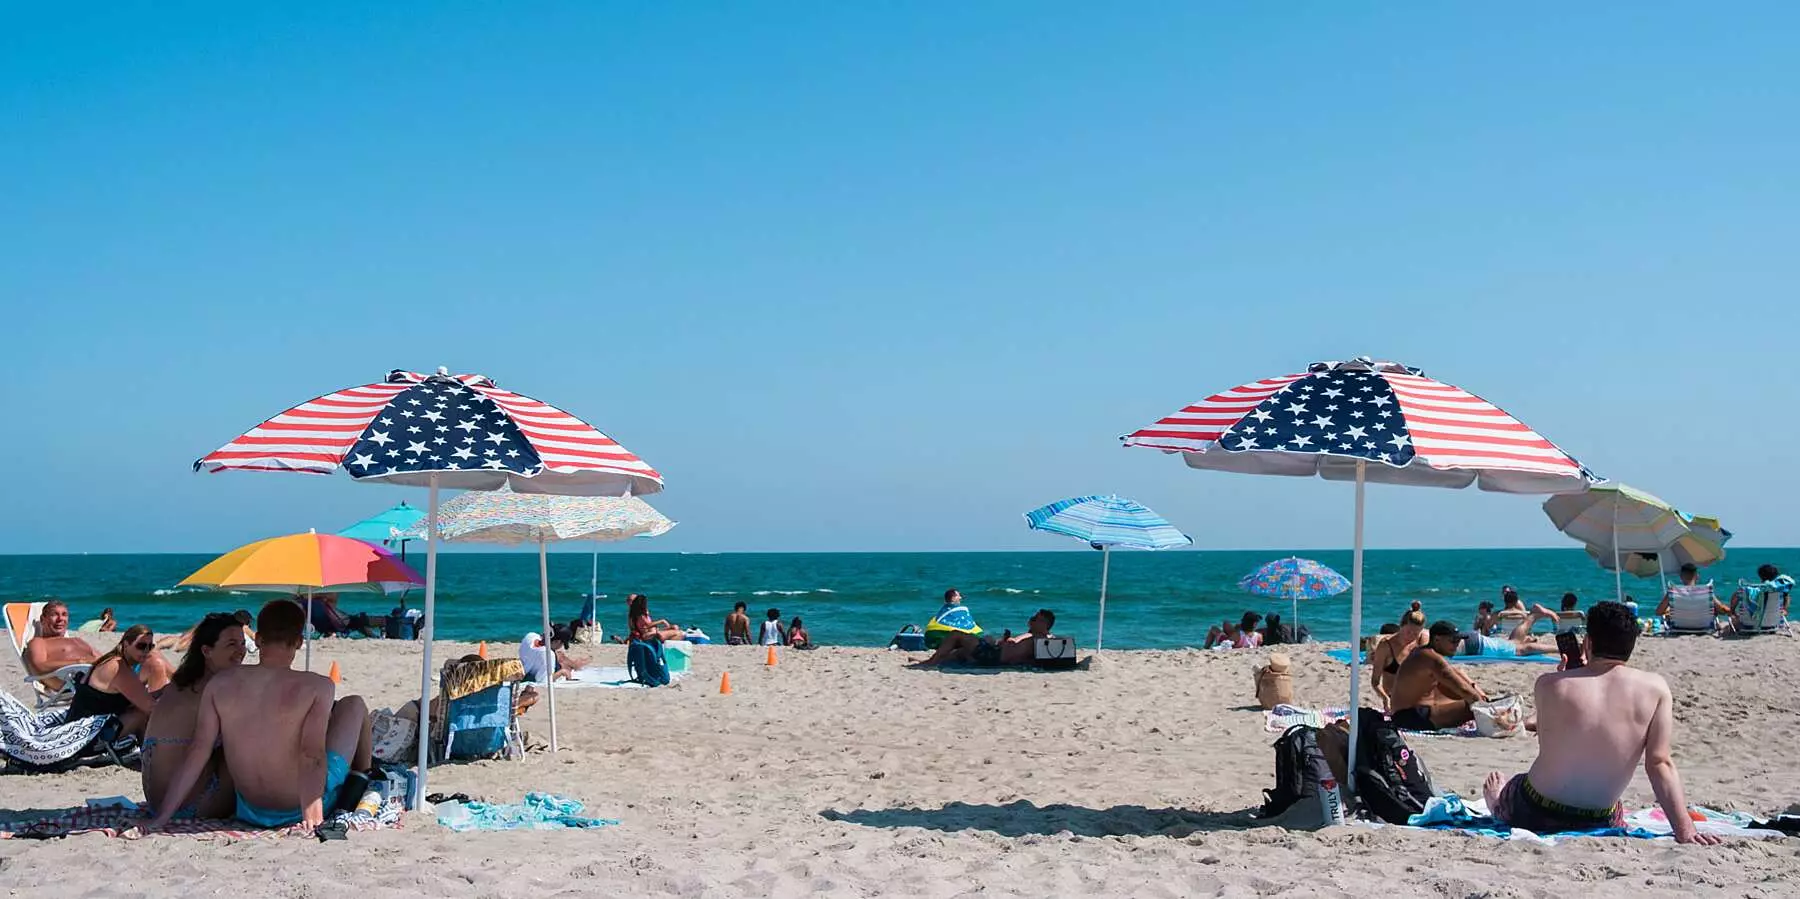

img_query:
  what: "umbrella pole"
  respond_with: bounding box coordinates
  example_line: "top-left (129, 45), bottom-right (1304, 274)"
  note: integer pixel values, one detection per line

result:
top-left (1613, 493), bottom-right (1624, 604)
top-left (540, 538), bottom-right (559, 753)
top-left (413, 474), bottom-right (440, 810)
top-left (1096, 546), bottom-right (1111, 653)
top-left (590, 550), bottom-right (599, 635)
top-left (304, 588), bottom-right (313, 672)
top-left (1345, 461), bottom-right (1367, 804)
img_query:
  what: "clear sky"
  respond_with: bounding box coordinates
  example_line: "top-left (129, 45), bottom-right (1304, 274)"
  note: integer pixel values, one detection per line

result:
top-left (5, 3), bottom-right (1796, 554)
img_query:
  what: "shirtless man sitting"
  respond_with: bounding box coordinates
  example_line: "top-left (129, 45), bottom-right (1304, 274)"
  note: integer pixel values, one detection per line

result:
top-left (918, 609), bottom-right (1055, 667)
top-left (1482, 601), bottom-right (1718, 843)
top-left (23, 599), bottom-right (99, 687)
top-left (1387, 621), bottom-right (1490, 730)
top-left (723, 601), bottom-right (752, 646)
top-left (147, 600), bottom-right (374, 833)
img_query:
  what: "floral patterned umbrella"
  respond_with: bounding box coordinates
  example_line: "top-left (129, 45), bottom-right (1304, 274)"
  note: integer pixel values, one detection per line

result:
top-left (1239, 557), bottom-right (1350, 627)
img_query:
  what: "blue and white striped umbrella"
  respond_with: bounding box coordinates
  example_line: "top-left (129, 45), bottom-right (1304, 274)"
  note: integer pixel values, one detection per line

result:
top-left (1023, 495), bottom-right (1191, 652)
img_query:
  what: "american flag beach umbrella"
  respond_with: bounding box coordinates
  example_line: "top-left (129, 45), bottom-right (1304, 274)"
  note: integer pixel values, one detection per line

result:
top-left (196, 367), bottom-right (663, 806)
top-left (1123, 356), bottom-right (1594, 800)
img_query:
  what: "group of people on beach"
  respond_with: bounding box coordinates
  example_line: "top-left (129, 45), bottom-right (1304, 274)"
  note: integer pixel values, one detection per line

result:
top-left (22, 599), bottom-right (378, 832)
top-left (721, 601), bottom-right (813, 649)
top-left (1204, 610), bottom-right (1300, 649)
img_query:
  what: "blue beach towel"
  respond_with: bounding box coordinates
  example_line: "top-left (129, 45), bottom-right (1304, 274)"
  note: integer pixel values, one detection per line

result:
top-left (626, 639), bottom-right (670, 687)
top-left (1326, 648), bottom-right (1559, 667)
top-left (435, 792), bottom-right (619, 832)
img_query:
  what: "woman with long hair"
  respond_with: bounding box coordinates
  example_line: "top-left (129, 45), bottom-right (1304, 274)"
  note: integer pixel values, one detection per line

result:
top-left (67, 624), bottom-right (173, 736)
top-left (1370, 603), bottom-right (1429, 711)
top-left (626, 594), bottom-right (682, 642)
top-left (142, 612), bottom-right (248, 819)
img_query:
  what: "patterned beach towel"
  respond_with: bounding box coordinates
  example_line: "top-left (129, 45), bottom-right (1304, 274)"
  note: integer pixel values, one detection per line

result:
top-left (0, 689), bottom-right (110, 769)
top-left (1263, 704), bottom-right (1349, 732)
top-left (1398, 794), bottom-right (1780, 844)
top-left (0, 799), bottom-right (405, 841)
top-left (434, 792), bottom-right (618, 832)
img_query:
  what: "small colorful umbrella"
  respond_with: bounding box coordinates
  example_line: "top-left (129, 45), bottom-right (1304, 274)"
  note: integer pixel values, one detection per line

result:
top-left (194, 367), bottom-right (662, 808)
top-left (178, 531), bottom-right (423, 669)
top-left (1023, 494), bottom-right (1191, 652)
top-left (400, 488), bottom-right (676, 752)
top-left (1123, 355), bottom-right (1594, 801)
top-left (1239, 557), bottom-right (1350, 627)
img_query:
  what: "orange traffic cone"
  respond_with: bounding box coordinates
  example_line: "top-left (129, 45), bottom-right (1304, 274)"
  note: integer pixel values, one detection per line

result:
top-left (765, 645), bottom-right (779, 667)
top-left (718, 672), bottom-right (732, 695)
top-left (327, 661), bottom-right (342, 685)
top-left (477, 641), bottom-right (488, 659)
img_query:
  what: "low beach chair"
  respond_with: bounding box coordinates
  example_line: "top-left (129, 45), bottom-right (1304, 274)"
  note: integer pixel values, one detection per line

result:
top-left (1662, 583), bottom-right (1723, 636)
top-left (1730, 578), bottom-right (1792, 635)
top-left (5, 602), bottom-right (93, 710)
top-left (431, 657), bottom-right (525, 764)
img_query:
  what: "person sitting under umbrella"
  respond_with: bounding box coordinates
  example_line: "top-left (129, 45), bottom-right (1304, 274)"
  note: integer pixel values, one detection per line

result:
top-left (1388, 621), bottom-right (1493, 730)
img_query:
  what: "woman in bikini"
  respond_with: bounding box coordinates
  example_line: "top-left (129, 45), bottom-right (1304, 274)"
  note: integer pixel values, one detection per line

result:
top-left (142, 613), bottom-right (247, 820)
top-left (1370, 605), bottom-right (1428, 712)
top-left (67, 625), bottom-right (173, 737)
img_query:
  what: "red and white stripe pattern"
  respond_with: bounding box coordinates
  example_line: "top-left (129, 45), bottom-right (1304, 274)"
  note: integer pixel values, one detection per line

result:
top-left (1123, 358), bottom-right (1586, 481)
top-left (196, 369), bottom-right (663, 491)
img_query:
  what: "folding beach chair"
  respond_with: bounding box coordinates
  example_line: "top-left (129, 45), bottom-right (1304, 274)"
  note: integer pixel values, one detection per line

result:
top-left (431, 657), bottom-right (525, 764)
top-left (0, 689), bottom-right (133, 774)
top-left (1730, 578), bottom-right (1793, 635)
top-left (1661, 583), bottom-right (1724, 636)
top-left (5, 602), bottom-right (93, 710)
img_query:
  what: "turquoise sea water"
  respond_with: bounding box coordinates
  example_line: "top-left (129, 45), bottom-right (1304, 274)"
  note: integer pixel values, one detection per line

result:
top-left (4, 549), bottom-right (1796, 649)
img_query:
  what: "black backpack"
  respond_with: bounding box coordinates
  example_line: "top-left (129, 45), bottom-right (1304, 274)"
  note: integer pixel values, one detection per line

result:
top-left (1349, 708), bottom-right (1438, 824)
top-left (1259, 725), bottom-right (1322, 818)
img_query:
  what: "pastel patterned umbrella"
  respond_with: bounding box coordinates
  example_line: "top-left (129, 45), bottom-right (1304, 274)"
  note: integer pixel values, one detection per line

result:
top-left (1544, 482), bottom-right (1730, 597)
top-left (1124, 355), bottom-right (1594, 801)
top-left (400, 488), bottom-right (675, 752)
top-left (1024, 494), bottom-right (1191, 651)
top-left (194, 367), bottom-right (662, 807)
top-left (1239, 557), bottom-right (1350, 627)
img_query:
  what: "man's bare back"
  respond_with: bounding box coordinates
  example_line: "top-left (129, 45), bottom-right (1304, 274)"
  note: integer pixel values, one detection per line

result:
top-left (200, 664), bottom-right (335, 815)
top-left (1522, 664), bottom-right (1665, 810)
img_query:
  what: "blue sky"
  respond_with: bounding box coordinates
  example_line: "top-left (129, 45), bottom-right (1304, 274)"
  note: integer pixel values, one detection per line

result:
top-left (5, 3), bottom-right (1796, 554)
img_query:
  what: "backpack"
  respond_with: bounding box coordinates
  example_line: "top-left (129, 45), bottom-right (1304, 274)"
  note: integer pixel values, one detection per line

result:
top-left (627, 639), bottom-right (670, 687)
top-left (1347, 708), bottom-right (1438, 824)
top-left (1260, 725), bottom-right (1321, 818)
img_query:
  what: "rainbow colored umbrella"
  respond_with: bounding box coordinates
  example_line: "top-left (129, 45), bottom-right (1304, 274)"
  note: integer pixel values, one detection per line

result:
top-left (179, 531), bottom-right (422, 669)
top-left (1239, 557), bottom-right (1350, 627)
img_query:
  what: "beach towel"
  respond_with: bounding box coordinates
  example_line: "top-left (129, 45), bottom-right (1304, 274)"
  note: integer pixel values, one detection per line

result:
top-left (553, 665), bottom-right (689, 689)
top-left (0, 799), bottom-right (404, 841)
top-left (1264, 704), bottom-right (1349, 732)
top-left (627, 639), bottom-right (670, 687)
top-left (924, 602), bottom-right (981, 648)
top-left (0, 689), bottom-right (112, 770)
top-left (1324, 648), bottom-right (1558, 667)
top-left (1397, 794), bottom-right (1780, 844)
top-left (433, 792), bottom-right (619, 832)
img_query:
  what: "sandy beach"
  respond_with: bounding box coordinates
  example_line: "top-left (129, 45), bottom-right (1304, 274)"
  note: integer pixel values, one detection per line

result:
top-left (5, 636), bottom-right (1799, 898)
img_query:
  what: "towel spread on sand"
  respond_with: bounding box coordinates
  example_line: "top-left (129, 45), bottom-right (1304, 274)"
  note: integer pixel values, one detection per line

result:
top-left (1324, 648), bottom-right (1559, 667)
top-left (551, 665), bottom-right (689, 689)
top-left (434, 792), bottom-right (619, 832)
top-left (0, 799), bottom-right (404, 840)
top-left (1400, 794), bottom-right (1780, 844)
top-left (1263, 704), bottom-right (1349, 731)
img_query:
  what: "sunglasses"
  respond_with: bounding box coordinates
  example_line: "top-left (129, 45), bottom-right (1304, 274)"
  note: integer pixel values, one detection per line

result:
top-left (132, 640), bottom-right (156, 651)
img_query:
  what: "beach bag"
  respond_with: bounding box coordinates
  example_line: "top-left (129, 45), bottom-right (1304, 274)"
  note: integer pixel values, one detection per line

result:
top-left (1034, 637), bottom-right (1077, 670)
top-left (627, 639), bottom-right (670, 687)
top-left (1470, 694), bottom-right (1523, 738)
top-left (1254, 654), bottom-right (1294, 710)
top-left (1348, 709), bottom-right (1438, 824)
top-left (1259, 725), bottom-right (1345, 828)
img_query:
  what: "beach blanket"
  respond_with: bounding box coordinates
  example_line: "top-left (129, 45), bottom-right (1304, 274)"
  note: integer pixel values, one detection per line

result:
top-left (554, 666), bottom-right (689, 689)
top-left (1398, 794), bottom-right (1780, 844)
top-left (1263, 704), bottom-right (1349, 732)
top-left (0, 689), bottom-right (111, 769)
top-left (1325, 648), bottom-right (1558, 667)
top-left (0, 798), bottom-right (404, 841)
top-left (434, 792), bottom-right (618, 832)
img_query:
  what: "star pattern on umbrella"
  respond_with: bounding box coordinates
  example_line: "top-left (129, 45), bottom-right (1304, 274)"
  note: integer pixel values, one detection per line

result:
top-left (343, 380), bottom-right (544, 480)
top-left (1217, 370), bottom-right (1417, 466)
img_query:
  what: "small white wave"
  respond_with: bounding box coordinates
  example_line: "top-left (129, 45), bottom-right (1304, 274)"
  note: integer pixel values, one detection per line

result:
top-left (816, 588), bottom-right (836, 594)
top-left (1002, 588), bottom-right (1025, 594)
top-left (151, 588), bottom-right (179, 596)
top-left (709, 590), bottom-right (737, 596)
top-left (752, 590), bottom-right (773, 596)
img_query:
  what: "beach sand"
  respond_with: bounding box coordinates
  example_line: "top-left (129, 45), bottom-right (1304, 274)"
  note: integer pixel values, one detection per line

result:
top-left (5, 636), bottom-right (1799, 898)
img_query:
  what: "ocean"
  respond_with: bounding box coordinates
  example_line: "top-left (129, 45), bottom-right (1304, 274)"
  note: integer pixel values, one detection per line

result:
top-left (4, 548), bottom-right (1796, 650)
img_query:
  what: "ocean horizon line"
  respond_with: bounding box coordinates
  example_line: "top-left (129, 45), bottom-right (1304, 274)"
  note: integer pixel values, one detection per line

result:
top-left (2, 545), bottom-right (1794, 558)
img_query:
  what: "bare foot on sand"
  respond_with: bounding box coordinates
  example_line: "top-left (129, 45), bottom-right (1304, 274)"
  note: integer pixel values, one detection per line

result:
top-left (1482, 771), bottom-right (1506, 811)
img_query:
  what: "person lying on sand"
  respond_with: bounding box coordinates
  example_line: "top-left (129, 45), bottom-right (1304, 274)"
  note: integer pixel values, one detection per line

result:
top-left (917, 609), bottom-right (1055, 667)
top-left (1387, 621), bottom-right (1491, 730)
top-left (1483, 601), bottom-right (1720, 843)
top-left (147, 600), bottom-right (375, 833)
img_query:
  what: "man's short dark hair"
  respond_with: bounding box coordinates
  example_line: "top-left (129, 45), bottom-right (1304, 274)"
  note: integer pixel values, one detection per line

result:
top-left (1679, 563), bottom-right (1698, 576)
top-left (1036, 608), bottom-right (1055, 628)
top-left (944, 588), bottom-right (959, 602)
top-left (734, 602), bottom-right (747, 612)
top-left (1378, 623), bottom-right (1399, 636)
top-left (1759, 564), bottom-right (1781, 582)
top-left (1587, 601), bottom-right (1638, 662)
top-left (258, 600), bottom-right (306, 648)
top-left (1428, 621), bottom-right (1460, 644)
top-left (1561, 592), bottom-right (1579, 610)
